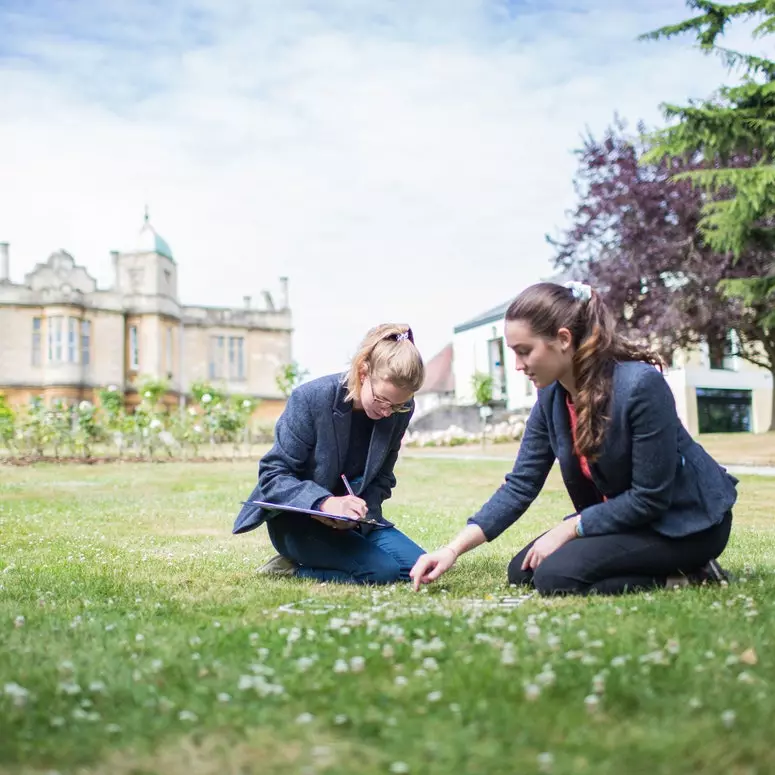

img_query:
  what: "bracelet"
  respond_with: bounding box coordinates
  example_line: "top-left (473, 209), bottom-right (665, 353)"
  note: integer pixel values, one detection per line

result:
top-left (575, 517), bottom-right (584, 538)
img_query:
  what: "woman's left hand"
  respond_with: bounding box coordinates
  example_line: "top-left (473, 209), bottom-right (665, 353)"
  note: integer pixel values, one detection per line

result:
top-left (522, 517), bottom-right (579, 571)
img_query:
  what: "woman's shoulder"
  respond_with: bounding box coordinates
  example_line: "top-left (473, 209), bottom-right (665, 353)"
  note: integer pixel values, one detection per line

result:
top-left (609, 361), bottom-right (673, 411)
top-left (612, 360), bottom-right (665, 387)
top-left (291, 373), bottom-right (345, 403)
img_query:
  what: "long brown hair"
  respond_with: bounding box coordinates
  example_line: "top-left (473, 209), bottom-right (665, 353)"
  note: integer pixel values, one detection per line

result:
top-left (344, 324), bottom-right (425, 405)
top-left (505, 282), bottom-right (663, 460)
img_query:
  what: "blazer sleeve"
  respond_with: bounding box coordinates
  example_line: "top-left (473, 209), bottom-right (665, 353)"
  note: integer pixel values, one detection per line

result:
top-left (257, 389), bottom-right (332, 510)
top-left (579, 367), bottom-right (679, 536)
top-left (467, 398), bottom-right (556, 541)
top-left (359, 408), bottom-right (413, 519)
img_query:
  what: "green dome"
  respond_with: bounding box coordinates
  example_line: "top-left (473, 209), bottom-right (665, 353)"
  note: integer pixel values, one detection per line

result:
top-left (137, 209), bottom-right (173, 259)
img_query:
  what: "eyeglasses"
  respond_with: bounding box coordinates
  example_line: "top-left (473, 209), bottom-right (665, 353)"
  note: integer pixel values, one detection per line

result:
top-left (369, 379), bottom-right (412, 413)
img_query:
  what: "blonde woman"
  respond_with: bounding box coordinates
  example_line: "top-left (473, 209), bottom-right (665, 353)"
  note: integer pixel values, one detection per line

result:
top-left (234, 324), bottom-right (426, 584)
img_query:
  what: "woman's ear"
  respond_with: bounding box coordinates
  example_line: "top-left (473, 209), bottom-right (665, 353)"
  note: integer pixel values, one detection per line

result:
top-left (359, 363), bottom-right (368, 383)
top-left (557, 327), bottom-right (574, 352)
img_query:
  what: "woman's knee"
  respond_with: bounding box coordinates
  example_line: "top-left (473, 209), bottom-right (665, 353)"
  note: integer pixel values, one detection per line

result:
top-left (360, 557), bottom-right (403, 585)
top-left (532, 562), bottom-right (587, 596)
top-left (507, 555), bottom-right (532, 587)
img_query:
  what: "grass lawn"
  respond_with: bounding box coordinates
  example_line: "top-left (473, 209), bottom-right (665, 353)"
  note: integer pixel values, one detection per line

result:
top-left (1, 458), bottom-right (774, 775)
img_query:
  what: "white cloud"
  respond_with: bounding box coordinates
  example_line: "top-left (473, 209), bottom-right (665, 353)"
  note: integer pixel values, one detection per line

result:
top-left (0, 0), bottom-right (758, 377)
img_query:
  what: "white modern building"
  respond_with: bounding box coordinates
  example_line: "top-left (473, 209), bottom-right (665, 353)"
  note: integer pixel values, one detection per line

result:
top-left (453, 296), bottom-right (773, 434)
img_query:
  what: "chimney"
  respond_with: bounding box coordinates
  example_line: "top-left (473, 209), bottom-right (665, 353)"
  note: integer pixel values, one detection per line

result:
top-left (279, 276), bottom-right (289, 309)
top-left (0, 242), bottom-right (9, 283)
top-left (243, 295), bottom-right (252, 310)
top-left (110, 250), bottom-right (120, 290)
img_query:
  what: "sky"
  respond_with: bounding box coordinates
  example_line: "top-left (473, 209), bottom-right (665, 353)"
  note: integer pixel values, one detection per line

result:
top-left (0, 0), bottom-right (757, 379)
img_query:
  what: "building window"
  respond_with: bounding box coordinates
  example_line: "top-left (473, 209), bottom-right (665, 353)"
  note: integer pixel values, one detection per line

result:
top-left (48, 316), bottom-right (63, 363)
top-left (209, 336), bottom-right (225, 379)
top-left (67, 317), bottom-right (78, 363)
top-left (129, 325), bottom-right (139, 370)
top-left (32, 317), bottom-right (42, 366)
top-left (229, 336), bottom-right (245, 380)
top-left (81, 320), bottom-right (91, 366)
top-left (166, 327), bottom-right (174, 374)
top-left (696, 388), bottom-right (752, 433)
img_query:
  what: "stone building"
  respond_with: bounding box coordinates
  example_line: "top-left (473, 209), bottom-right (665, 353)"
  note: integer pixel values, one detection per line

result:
top-left (0, 213), bottom-right (292, 418)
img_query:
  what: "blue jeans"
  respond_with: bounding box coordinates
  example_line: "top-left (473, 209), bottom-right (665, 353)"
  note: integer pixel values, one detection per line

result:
top-left (267, 513), bottom-right (425, 585)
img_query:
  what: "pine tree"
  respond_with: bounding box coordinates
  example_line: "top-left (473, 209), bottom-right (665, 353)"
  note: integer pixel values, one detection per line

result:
top-left (641, 0), bottom-right (775, 429)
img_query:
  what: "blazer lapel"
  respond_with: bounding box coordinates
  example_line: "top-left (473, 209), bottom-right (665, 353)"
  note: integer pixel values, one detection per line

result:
top-left (332, 380), bottom-right (352, 476)
top-left (552, 387), bottom-right (603, 512)
top-left (359, 416), bottom-right (393, 493)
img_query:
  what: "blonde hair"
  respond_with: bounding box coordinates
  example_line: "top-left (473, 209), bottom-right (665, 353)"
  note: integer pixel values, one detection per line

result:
top-left (344, 324), bottom-right (425, 403)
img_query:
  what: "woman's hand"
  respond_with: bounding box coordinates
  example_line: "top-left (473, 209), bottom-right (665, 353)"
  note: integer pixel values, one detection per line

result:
top-left (522, 517), bottom-right (579, 571)
top-left (321, 495), bottom-right (368, 518)
top-left (410, 547), bottom-right (457, 591)
top-left (314, 495), bottom-right (368, 530)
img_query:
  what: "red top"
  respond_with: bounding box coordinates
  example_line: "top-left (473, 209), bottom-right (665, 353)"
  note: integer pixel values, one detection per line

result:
top-left (566, 395), bottom-right (593, 481)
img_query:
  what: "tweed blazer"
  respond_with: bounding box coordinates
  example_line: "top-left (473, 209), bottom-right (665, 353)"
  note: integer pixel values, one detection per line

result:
top-left (233, 373), bottom-right (413, 535)
top-left (470, 361), bottom-right (738, 540)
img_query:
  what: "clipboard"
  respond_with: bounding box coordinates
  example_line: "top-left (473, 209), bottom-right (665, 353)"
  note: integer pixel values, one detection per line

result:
top-left (242, 500), bottom-right (386, 527)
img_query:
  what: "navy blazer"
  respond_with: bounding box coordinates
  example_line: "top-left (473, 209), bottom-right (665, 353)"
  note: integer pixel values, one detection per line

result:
top-left (233, 373), bottom-right (414, 535)
top-left (470, 361), bottom-right (738, 540)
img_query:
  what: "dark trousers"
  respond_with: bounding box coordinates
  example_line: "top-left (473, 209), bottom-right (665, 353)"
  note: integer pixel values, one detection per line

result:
top-left (267, 512), bottom-right (425, 585)
top-left (508, 511), bottom-right (733, 596)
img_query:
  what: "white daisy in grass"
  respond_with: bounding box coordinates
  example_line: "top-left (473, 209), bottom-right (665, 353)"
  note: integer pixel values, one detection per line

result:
top-left (3, 682), bottom-right (30, 708)
top-left (537, 752), bottom-right (554, 773)
top-left (524, 683), bottom-right (541, 701)
top-left (584, 694), bottom-right (600, 713)
top-left (536, 667), bottom-right (556, 687)
top-left (721, 710), bottom-right (736, 728)
top-left (296, 656), bottom-right (317, 672)
top-left (525, 624), bottom-right (541, 641)
top-left (501, 645), bottom-right (517, 666)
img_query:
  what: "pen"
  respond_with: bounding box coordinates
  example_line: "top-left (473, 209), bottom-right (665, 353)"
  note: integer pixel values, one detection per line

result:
top-left (341, 473), bottom-right (356, 497)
